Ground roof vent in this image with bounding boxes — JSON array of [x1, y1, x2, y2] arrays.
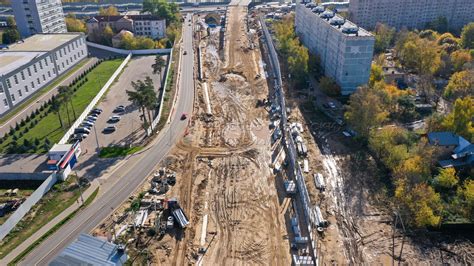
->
[[311, 5, 325, 14], [342, 25, 359, 35], [329, 17, 345, 26], [320, 10, 335, 19]]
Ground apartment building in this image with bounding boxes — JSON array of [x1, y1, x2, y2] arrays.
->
[[12, 0, 67, 38], [86, 15, 166, 40], [349, 0, 474, 30], [0, 33, 88, 116], [295, 3, 375, 95]]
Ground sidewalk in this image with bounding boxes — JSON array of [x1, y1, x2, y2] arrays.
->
[[0, 180, 100, 264], [0, 57, 99, 137]]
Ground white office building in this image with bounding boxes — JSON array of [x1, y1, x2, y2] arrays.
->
[[12, 0, 67, 38], [349, 0, 474, 30], [295, 3, 375, 95], [0, 33, 88, 116]]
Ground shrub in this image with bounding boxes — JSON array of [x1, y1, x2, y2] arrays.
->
[[20, 119, 25, 127], [23, 139, 30, 147], [34, 138, 40, 146], [45, 137, 51, 145], [23, 127, 29, 134], [15, 122, 19, 131], [29, 122, 35, 129], [9, 126, 14, 136], [35, 109, 40, 116], [25, 115, 31, 123], [12, 134, 18, 140], [18, 132, 23, 138]]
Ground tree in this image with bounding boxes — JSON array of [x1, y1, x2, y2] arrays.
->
[[419, 29, 439, 41], [435, 167, 458, 188], [398, 34, 441, 75], [369, 64, 384, 88], [288, 44, 309, 86], [368, 126, 411, 170], [444, 70, 474, 99], [152, 55, 166, 75], [345, 86, 389, 139], [425, 16, 448, 34], [374, 23, 395, 54], [2, 17, 20, 44], [101, 26, 114, 46], [65, 14, 86, 33], [460, 22, 474, 49], [395, 182, 442, 228], [127, 77, 157, 132], [450, 49, 472, 72], [57, 86, 72, 126], [99, 5, 119, 16], [50, 97, 64, 128], [142, 0, 179, 25], [319, 76, 341, 96], [441, 96, 474, 141]]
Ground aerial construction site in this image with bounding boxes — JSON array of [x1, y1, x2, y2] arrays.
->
[[92, 2, 473, 265]]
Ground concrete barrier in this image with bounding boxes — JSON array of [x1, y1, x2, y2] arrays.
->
[[58, 54, 132, 144], [86, 42, 171, 55], [0, 173, 57, 240], [260, 16, 319, 263]]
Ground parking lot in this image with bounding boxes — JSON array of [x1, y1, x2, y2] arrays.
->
[[73, 55, 167, 178]]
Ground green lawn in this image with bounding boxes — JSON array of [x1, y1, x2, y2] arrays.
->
[[99, 146, 143, 158], [0, 58, 91, 126], [0, 179, 88, 259], [0, 59, 123, 154]]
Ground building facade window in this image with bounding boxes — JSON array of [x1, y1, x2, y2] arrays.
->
[[6, 79, 11, 89], [18, 90, 22, 97], [3, 99, 8, 106], [33, 64, 37, 73], [27, 67, 32, 76], [24, 85, 29, 92], [21, 71, 25, 80], [14, 75, 18, 84], [11, 94, 15, 102], [31, 81, 35, 88]]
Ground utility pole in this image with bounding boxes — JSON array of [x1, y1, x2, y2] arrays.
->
[[75, 170, 84, 204], [93, 124, 100, 151]]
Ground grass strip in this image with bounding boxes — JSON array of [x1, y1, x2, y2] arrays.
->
[[98, 146, 143, 158], [8, 187, 99, 265]]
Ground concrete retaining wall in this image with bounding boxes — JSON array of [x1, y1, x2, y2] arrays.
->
[[58, 54, 132, 144], [0, 173, 57, 240], [146, 48, 174, 136]]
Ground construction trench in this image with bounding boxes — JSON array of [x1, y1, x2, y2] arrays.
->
[[91, 4, 474, 266]]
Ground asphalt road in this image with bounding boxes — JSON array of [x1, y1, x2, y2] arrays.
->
[[19, 13, 195, 265]]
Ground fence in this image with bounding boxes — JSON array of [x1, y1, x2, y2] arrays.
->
[[86, 42, 171, 55], [260, 16, 319, 263], [145, 48, 174, 136], [58, 53, 132, 144], [0, 173, 57, 241]]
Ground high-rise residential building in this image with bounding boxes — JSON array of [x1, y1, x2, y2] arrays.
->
[[349, 0, 474, 31], [295, 3, 375, 95], [0, 33, 88, 116], [12, 0, 67, 38]]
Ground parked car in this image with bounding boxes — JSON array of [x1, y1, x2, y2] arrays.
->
[[113, 105, 125, 113], [91, 108, 103, 114], [183, 50, 187, 55], [74, 127, 90, 134], [73, 133, 89, 140], [181, 113, 188, 120], [89, 112, 99, 118], [86, 115, 97, 121], [103, 126, 116, 133], [328, 101, 337, 109], [108, 115, 121, 123], [80, 123, 93, 129], [82, 120, 94, 127]]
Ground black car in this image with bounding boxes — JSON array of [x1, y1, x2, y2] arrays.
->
[[103, 126, 116, 133], [113, 105, 126, 113], [91, 108, 102, 115]]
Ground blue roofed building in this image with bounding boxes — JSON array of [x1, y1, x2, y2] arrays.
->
[[427, 132, 474, 168], [50, 233, 127, 266]]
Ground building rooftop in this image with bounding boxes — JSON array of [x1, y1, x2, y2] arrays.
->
[[6, 33, 82, 52], [87, 15, 164, 23], [50, 234, 127, 266], [0, 51, 46, 76], [301, 3, 373, 37]]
